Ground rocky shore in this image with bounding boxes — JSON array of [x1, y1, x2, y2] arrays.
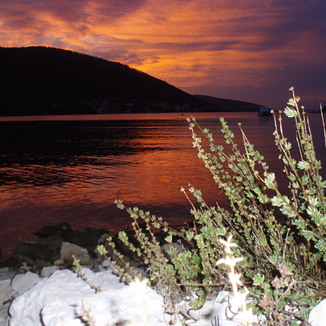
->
[[0, 222, 108, 269], [0, 222, 325, 326], [0, 222, 107, 325], [0, 222, 177, 326]]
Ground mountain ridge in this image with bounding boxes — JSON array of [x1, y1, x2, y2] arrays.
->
[[194, 94, 261, 112], [0, 46, 261, 115]]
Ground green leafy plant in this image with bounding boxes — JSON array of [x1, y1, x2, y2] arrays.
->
[[98, 88, 325, 325]]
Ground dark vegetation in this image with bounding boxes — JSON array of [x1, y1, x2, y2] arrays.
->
[[0, 46, 261, 116]]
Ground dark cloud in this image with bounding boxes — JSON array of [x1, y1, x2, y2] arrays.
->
[[0, 0, 147, 29], [0, 0, 85, 26], [86, 0, 147, 22]]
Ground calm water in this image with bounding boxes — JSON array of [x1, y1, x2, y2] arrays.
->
[[0, 112, 325, 260]]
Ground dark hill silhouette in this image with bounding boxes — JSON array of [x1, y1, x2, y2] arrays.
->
[[194, 94, 261, 112], [0, 46, 260, 115]]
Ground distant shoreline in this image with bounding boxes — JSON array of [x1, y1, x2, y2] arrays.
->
[[0, 111, 262, 122]]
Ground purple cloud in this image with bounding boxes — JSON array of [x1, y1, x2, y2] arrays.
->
[[0, 0, 325, 108]]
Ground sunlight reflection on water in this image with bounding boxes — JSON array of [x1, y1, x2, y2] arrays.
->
[[0, 112, 324, 259]]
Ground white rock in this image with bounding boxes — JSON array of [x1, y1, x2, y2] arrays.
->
[[100, 258, 112, 269], [211, 291, 252, 326], [0, 301, 10, 319], [8, 267, 324, 326], [10, 271, 81, 326], [179, 291, 260, 326], [0, 268, 16, 282], [309, 299, 326, 326], [0, 316, 7, 326], [0, 279, 12, 305], [211, 291, 236, 325], [9, 268, 175, 326], [11, 272, 40, 295], [178, 299, 214, 323], [41, 266, 59, 278]]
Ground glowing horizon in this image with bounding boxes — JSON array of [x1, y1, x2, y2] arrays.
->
[[0, 0, 325, 109]]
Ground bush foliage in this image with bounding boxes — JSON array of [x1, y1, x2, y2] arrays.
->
[[98, 88, 325, 325]]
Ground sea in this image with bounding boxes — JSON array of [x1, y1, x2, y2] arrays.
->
[[0, 112, 325, 260]]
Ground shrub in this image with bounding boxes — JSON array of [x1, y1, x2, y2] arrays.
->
[[98, 88, 325, 325]]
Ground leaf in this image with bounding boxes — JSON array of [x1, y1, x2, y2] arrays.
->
[[271, 196, 283, 207], [301, 230, 315, 241], [97, 245, 108, 256], [287, 98, 297, 106], [164, 234, 173, 243], [284, 107, 297, 118], [283, 141, 292, 150], [301, 175, 309, 185], [297, 161, 310, 170], [253, 273, 265, 286], [264, 173, 275, 187], [288, 173, 296, 182]]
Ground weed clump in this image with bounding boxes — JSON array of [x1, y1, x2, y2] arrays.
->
[[98, 88, 325, 325]]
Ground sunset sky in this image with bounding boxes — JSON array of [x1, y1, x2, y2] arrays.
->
[[0, 0, 325, 109]]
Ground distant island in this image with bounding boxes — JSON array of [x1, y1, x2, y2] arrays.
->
[[0, 46, 261, 116]]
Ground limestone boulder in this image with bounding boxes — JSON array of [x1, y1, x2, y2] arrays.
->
[[9, 268, 173, 326], [309, 299, 326, 326], [11, 272, 40, 295], [0, 279, 11, 305]]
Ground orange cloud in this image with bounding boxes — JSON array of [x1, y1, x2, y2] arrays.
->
[[0, 0, 325, 108]]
